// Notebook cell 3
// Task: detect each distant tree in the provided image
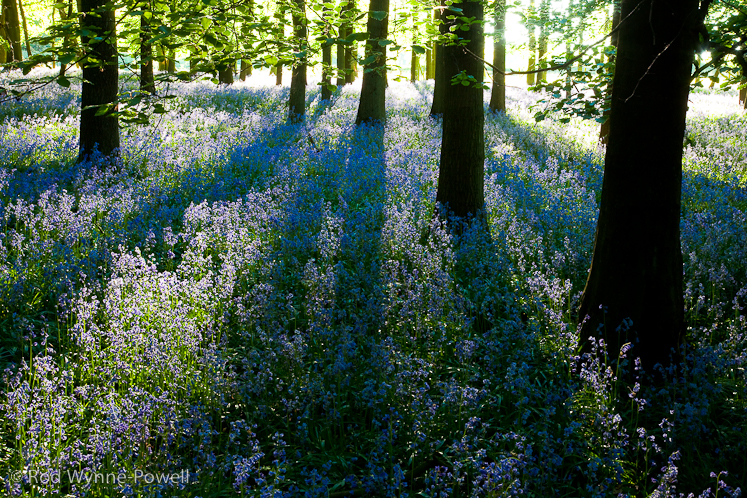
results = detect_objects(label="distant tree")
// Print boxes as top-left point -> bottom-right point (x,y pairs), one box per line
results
488,0 -> 506,113
287,0 -> 307,122
320,5 -> 332,100
537,0 -> 549,82
434,0 -> 484,220
526,0 -> 535,86
430,0 -> 445,115
355,0 -> 389,125
139,0 -> 156,94
578,0 -> 710,375
79,0 -> 120,160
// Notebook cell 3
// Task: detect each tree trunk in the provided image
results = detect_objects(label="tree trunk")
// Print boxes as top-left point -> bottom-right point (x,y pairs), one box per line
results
344,0 -> 356,84
167,49 -> 176,73
599,0 -> 621,143
430,0 -> 445,115
410,47 -> 419,82
526,0 -> 535,86
434,0 -> 484,219
79,0 -> 120,160
288,0 -> 307,123
578,0 -> 705,374
240,59 -> 252,80
355,0 -> 388,125
140,4 -> 156,95
537,0 -> 548,83
17,0 -> 29,57
739,85 -> 746,107
2,0 -> 22,62
489,0 -> 506,113
321,6 -> 332,100
219,63 -> 234,84
425,45 -> 432,79
275,63 -> 283,85
0,3 -> 7,63
336,0 -> 348,86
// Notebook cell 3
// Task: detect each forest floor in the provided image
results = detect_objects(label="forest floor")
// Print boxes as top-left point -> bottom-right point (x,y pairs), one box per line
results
0,70 -> 746,497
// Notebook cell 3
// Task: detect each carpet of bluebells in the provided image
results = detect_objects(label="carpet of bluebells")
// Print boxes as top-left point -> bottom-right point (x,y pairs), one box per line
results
0,69 -> 746,498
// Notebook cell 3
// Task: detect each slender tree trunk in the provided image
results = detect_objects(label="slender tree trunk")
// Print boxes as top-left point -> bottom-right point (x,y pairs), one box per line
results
578,0 -> 705,375
276,63 -> 283,85
140,3 -> 156,95
435,0 -> 484,219
599,0 -> 621,143
167,49 -> 176,73
537,0 -> 548,83
219,63 -> 234,84
336,0 -> 348,86
739,85 -> 746,107
410,48 -> 419,82
526,0 -> 535,86
321,6 -> 332,100
489,0 -> 506,112
79,0 -> 120,160
288,0 -> 307,123
425,45 -> 432,79
344,0 -> 356,84
17,0 -> 29,57
2,0 -> 22,62
0,3 -> 7,63
355,0 -> 388,125
430,0 -> 445,115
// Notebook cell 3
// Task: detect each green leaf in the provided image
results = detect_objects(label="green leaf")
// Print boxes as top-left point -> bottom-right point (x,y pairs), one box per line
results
378,39 -> 393,46
359,55 -> 378,66
411,45 -> 426,54
57,76 -> 71,88
370,10 -> 387,21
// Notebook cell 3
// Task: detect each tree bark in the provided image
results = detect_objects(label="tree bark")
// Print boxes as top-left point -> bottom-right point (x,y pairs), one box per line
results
0,2 -> 7,63
336,0 -> 348,86
79,0 -> 120,160
140,3 -> 156,95
434,0 -> 484,220
2,0 -> 22,62
599,0 -> 621,143
321,6 -> 332,100
430,0 -> 445,115
739,85 -> 746,107
489,0 -> 506,113
219,63 -> 234,84
537,0 -> 548,83
240,60 -> 251,80
578,0 -> 706,374
17,0 -> 29,57
275,63 -> 283,85
355,0 -> 388,125
344,0 -> 356,84
526,0 -> 535,86
288,0 -> 307,123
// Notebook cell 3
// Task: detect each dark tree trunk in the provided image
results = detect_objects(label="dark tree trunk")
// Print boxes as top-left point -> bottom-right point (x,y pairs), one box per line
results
355,0 -> 389,125
599,0 -> 621,143
288,0 -> 307,123
578,0 -> 706,374
526,0 -> 535,86
321,5 -> 332,101
140,4 -> 156,95
739,86 -> 746,107
434,0 -> 484,219
344,0 -> 357,84
219,64 -> 234,84
430,2 -> 445,115
79,0 -> 120,160
336,0 -> 348,86
275,63 -> 283,85
167,50 -> 176,73
2,0 -> 22,62
489,0 -> 506,113
537,0 -> 548,82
